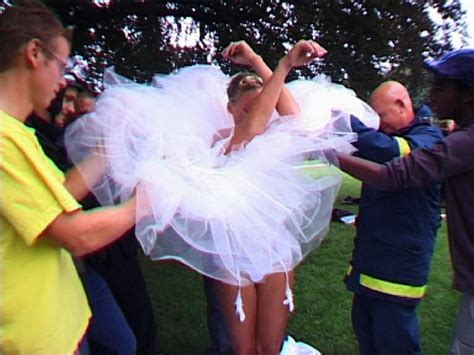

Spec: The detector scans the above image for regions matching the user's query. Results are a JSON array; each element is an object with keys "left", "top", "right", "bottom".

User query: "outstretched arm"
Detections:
[
  {"left": 336, "top": 152, "right": 386, "bottom": 186},
  {"left": 222, "top": 40, "right": 327, "bottom": 117},
  {"left": 42, "top": 197, "right": 137, "bottom": 256},
  {"left": 226, "top": 40, "right": 324, "bottom": 153}
]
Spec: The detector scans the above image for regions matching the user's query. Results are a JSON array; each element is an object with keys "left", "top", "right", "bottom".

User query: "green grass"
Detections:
[{"left": 140, "top": 174, "right": 459, "bottom": 354}]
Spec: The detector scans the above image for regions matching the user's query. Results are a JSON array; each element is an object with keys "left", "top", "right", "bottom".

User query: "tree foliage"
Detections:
[{"left": 1, "top": 0, "right": 468, "bottom": 102}]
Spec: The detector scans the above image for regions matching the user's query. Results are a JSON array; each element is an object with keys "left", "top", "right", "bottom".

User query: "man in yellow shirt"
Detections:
[{"left": 0, "top": 1, "right": 139, "bottom": 353}]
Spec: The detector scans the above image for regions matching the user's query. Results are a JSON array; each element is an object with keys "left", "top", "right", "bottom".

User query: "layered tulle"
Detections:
[{"left": 65, "top": 65, "right": 379, "bottom": 286}]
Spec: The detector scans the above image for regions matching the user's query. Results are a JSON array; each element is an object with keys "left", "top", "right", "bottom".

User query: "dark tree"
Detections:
[{"left": 1, "top": 0, "right": 468, "bottom": 102}]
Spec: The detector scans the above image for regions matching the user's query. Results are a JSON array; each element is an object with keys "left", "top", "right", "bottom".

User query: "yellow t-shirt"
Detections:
[{"left": 0, "top": 111, "right": 91, "bottom": 354}]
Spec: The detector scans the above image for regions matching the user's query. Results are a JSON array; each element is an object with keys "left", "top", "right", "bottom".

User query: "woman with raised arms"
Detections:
[{"left": 66, "top": 39, "right": 378, "bottom": 354}]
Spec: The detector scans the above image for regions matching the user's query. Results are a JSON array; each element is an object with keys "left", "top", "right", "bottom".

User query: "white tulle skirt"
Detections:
[{"left": 66, "top": 65, "right": 378, "bottom": 289}]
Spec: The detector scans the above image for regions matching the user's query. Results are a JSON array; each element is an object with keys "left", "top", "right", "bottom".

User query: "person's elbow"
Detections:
[{"left": 288, "top": 106, "right": 300, "bottom": 116}]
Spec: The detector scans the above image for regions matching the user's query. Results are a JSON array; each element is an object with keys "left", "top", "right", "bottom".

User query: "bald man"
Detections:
[{"left": 344, "top": 81, "right": 443, "bottom": 354}]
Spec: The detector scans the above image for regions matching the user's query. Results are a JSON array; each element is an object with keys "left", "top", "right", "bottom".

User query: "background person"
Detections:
[
  {"left": 346, "top": 80, "right": 443, "bottom": 354},
  {"left": 53, "top": 84, "right": 78, "bottom": 128},
  {"left": 72, "top": 77, "right": 158, "bottom": 355},
  {"left": 336, "top": 48, "right": 474, "bottom": 355},
  {"left": 75, "top": 82, "right": 97, "bottom": 116}
]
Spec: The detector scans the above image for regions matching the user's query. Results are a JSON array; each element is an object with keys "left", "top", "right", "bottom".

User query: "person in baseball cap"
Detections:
[
  {"left": 335, "top": 47, "right": 474, "bottom": 354},
  {"left": 424, "top": 48, "right": 474, "bottom": 87},
  {"left": 424, "top": 48, "right": 474, "bottom": 129}
]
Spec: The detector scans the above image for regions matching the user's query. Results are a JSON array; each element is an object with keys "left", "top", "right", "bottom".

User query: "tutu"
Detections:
[{"left": 65, "top": 65, "right": 379, "bottom": 289}]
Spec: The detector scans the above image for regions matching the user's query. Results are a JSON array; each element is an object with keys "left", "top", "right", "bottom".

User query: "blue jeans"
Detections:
[
  {"left": 351, "top": 293, "right": 421, "bottom": 355},
  {"left": 81, "top": 266, "right": 136, "bottom": 354}
]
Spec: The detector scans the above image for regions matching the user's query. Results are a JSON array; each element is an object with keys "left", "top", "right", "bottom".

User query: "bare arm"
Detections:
[
  {"left": 41, "top": 196, "right": 137, "bottom": 256},
  {"left": 222, "top": 41, "right": 327, "bottom": 116},
  {"left": 226, "top": 40, "right": 325, "bottom": 153}
]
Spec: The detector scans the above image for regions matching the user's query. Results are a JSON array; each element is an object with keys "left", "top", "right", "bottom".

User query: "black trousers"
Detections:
[{"left": 85, "top": 231, "right": 158, "bottom": 355}]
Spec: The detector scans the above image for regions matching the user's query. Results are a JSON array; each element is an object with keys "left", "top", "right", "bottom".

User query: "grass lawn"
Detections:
[{"left": 140, "top": 174, "right": 459, "bottom": 354}]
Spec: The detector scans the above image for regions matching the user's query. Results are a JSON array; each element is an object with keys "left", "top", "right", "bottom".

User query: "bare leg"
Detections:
[
  {"left": 256, "top": 271, "right": 294, "bottom": 355},
  {"left": 215, "top": 281, "right": 258, "bottom": 355}
]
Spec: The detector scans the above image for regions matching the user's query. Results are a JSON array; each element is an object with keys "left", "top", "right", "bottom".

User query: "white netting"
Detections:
[{"left": 65, "top": 65, "right": 379, "bottom": 285}]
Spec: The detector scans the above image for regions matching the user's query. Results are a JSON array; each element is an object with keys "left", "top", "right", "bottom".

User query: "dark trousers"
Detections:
[
  {"left": 203, "top": 276, "right": 233, "bottom": 355},
  {"left": 82, "top": 266, "right": 136, "bottom": 354},
  {"left": 86, "top": 232, "right": 157, "bottom": 355},
  {"left": 77, "top": 334, "right": 90, "bottom": 355},
  {"left": 351, "top": 293, "right": 421, "bottom": 355}
]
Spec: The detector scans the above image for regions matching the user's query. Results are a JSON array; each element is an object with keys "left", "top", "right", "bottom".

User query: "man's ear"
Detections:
[
  {"left": 24, "top": 38, "right": 42, "bottom": 69},
  {"left": 394, "top": 98, "right": 405, "bottom": 107},
  {"left": 394, "top": 98, "right": 406, "bottom": 114}
]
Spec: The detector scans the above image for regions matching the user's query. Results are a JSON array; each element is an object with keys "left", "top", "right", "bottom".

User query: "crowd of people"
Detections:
[{"left": 1, "top": 1, "right": 473, "bottom": 355}]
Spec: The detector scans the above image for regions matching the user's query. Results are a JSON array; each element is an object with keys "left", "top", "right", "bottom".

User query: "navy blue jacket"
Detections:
[{"left": 345, "top": 114, "right": 443, "bottom": 304}]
